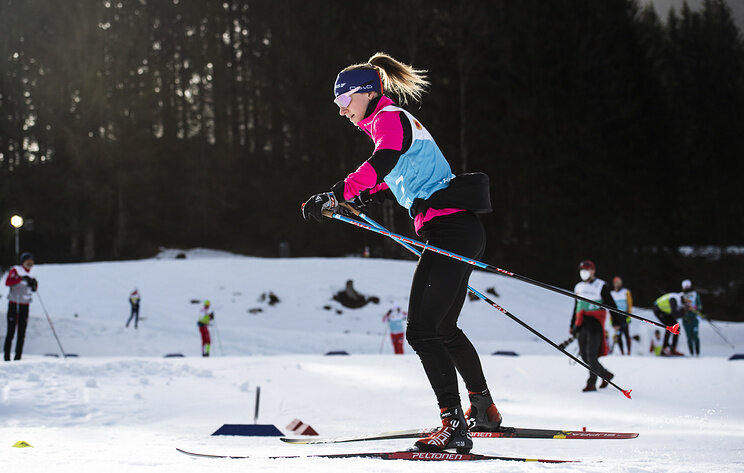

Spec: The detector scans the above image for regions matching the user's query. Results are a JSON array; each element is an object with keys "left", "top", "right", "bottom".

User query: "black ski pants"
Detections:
[
  {"left": 578, "top": 317, "right": 611, "bottom": 386},
  {"left": 406, "top": 212, "right": 488, "bottom": 409},
  {"left": 5, "top": 302, "right": 30, "bottom": 361},
  {"left": 614, "top": 323, "right": 631, "bottom": 355},
  {"left": 126, "top": 305, "right": 139, "bottom": 328}
]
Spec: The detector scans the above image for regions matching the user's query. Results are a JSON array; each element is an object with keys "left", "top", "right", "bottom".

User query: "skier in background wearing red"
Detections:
[
  {"left": 4, "top": 252, "right": 38, "bottom": 361},
  {"left": 197, "top": 300, "right": 214, "bottom": 357},
  {"left": 382, "top": 302, "right": 407, "bottom": 354}
]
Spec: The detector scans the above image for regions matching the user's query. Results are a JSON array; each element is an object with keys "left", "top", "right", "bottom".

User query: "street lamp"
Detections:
[{"left": 10, "top": 215, "right": 23, "bottom": 262}]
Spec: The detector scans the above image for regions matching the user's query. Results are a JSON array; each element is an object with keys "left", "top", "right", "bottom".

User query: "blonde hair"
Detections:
[{"left": 342, "top": 52, "right": 430, "bottom": 105}]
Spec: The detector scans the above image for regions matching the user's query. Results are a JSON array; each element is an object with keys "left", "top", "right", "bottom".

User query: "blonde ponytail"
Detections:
[{"left": 341, "top": 52, "right": 430, "bottom": 105}]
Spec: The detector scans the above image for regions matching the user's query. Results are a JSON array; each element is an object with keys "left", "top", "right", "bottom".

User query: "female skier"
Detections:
[{"left": 301, "top": 53, "right": 501, "bottom": 453}]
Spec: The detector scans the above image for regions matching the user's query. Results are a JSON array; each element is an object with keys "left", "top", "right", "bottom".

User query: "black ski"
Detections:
[
  {"left": 176, "top": 447, "right": 574, "bottom": 463},
  {"left": 280, "top": 425, "right": 639, "bottom": 444}
]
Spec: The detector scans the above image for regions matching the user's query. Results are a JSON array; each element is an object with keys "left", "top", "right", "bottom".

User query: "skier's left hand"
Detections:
[
  {"left": 302, "top": 192, "right": 338, "bottom": 222},
  {"left": 349, "top": 187, "right": 393, "bottom": 210}
]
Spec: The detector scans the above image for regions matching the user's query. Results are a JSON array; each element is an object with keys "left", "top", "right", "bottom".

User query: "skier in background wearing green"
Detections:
[
  {"left": 197, "top": 300, "right": 215, "bottom": 357},
  {"left": 652, "top": 292, "right": 689, "bottom": 356}
]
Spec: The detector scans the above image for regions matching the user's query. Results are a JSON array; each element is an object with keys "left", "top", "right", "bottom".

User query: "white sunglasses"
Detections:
[{"left": 334, "top": 86, "right": 362, "bottom": 108}]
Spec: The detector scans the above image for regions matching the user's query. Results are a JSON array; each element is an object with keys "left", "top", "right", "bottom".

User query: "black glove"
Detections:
[
  {"left": 349, "top": 189, "right": 385, "bottom": 210},
  {"left": 22, "top": 275, "right": 38, "bottom": 292},
  {"left": 302, "top": 192, "right": 338, "bottom": 222}
]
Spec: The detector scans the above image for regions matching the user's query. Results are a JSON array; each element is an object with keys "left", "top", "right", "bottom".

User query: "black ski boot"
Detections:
[
  {"left": 414, "top": 406, "right": 472, "bottom": 454},
  {"left": 465, "top": 389, "right": 503, "bottom": 432}
]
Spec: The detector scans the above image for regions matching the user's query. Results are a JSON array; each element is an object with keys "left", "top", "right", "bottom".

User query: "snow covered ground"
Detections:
[{"left": 1, "top": 250, "right": 743, "bottom": 472}]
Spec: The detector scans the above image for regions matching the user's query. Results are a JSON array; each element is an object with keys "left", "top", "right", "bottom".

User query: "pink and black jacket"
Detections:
[{"left": 331, "top": 95, "right": 466, "bottom": 233}]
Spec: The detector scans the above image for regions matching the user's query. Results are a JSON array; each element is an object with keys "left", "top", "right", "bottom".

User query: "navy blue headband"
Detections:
[{"left": 333, "top": 68, "right": 382, "bottom": 97}]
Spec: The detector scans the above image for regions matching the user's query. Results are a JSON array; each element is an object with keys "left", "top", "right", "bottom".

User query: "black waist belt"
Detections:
[{"left": 411, "top": 172, "right": 493, "bottom": 217}]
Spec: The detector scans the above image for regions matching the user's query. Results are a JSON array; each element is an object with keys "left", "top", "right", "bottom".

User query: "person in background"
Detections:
[
  {"left": 681, "top": 279, "right": 703, "bottom": 356},
  {"left": 652, "top": 292, "right": 689, "bottom": 356},
  {"left": 126, "top": 288, "right": 141, "bottom": 329},
  {"left": 332, "top": 279, "right": 379, "bottom": 309},
  {"left": 649, "top": 330, "right": 663, "bottom": 356},
  {"left": 197, "top": 300, "right": 215, "bottom": 357},
  {"left": 4, "top": 252, "right": 38, "bottom": 361},
  {"left": 569, "top": 260, "right": 617, "bottom": 392},
  {"left": 301, "top": 52, "right": 500, "bottom": 454},
  {"left": 382, "top": 302, "right": 408, "bottom": 354},
  {"left": 609, "top": 276, "right": 632, "bottom": 355}
]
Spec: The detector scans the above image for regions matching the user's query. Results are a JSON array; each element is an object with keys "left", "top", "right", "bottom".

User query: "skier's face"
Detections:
[
  {"left": 22, "top": 259, "right": 33, "bottom": 270},
  {"left": 338, "top": 91, "right": 376, "bottom": 125},
  {"left": 579, "top": 268, "right": 595, "bottom": 281}
]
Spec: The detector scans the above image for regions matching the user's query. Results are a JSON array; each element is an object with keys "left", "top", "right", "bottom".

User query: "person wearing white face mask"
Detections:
[{"left": 569, "top": 260, "right": 617, "bottom": 392}]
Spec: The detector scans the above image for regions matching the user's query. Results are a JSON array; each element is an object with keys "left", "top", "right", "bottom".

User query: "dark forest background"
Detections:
[{"left": 1, "top": 0, "right": 743, "bottom": 319}]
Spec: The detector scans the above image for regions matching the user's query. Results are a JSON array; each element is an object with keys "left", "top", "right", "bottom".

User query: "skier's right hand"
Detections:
[{"left": 302, "top": 192, "right": 338, "bottom": 222}]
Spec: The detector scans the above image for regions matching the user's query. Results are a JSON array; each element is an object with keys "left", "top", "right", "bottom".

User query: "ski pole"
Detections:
[
  {"left": 212, "top": 319, "right": 224, "bottom": 356},
  {"left": 467, "top": 284, "right": 631, "bottom": 397},
  {"left": 254, "top": 386, "right": 261, "bottom": 423},
  {"left": 342, "top": 204, "right": 631, "bottom": 398},
  {"left": 379, "top": 321, "right": 389, "bottom": 354},
  {"left": 323, "top": 207, "right": 678, "bottom": 335},
  {"left": 36, "top": 292, "right": 67, "bottom": 358},
  {"left": 694, "top": 310, "right": 735, "bottom": 349}
]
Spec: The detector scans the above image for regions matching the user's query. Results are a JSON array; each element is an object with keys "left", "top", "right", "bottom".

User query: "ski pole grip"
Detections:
[{"left": 667, "top": 323, "right": 680, "bottom": 335}]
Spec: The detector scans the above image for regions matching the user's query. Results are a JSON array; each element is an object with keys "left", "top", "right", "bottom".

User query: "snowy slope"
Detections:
[
  {"left": 20, "top": 249, "right": 737, "bottom": 358},
  {"left": 1, "top": 251, "right": 743, "bottom": 472}
]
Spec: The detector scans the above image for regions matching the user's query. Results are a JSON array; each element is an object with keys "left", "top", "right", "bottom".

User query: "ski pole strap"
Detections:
[
  {"left": 325, "top": 206, "right": 675, "bottom": 334},
  {"left": 335, "top": 204, "right": 631, "bottom": 399}
]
